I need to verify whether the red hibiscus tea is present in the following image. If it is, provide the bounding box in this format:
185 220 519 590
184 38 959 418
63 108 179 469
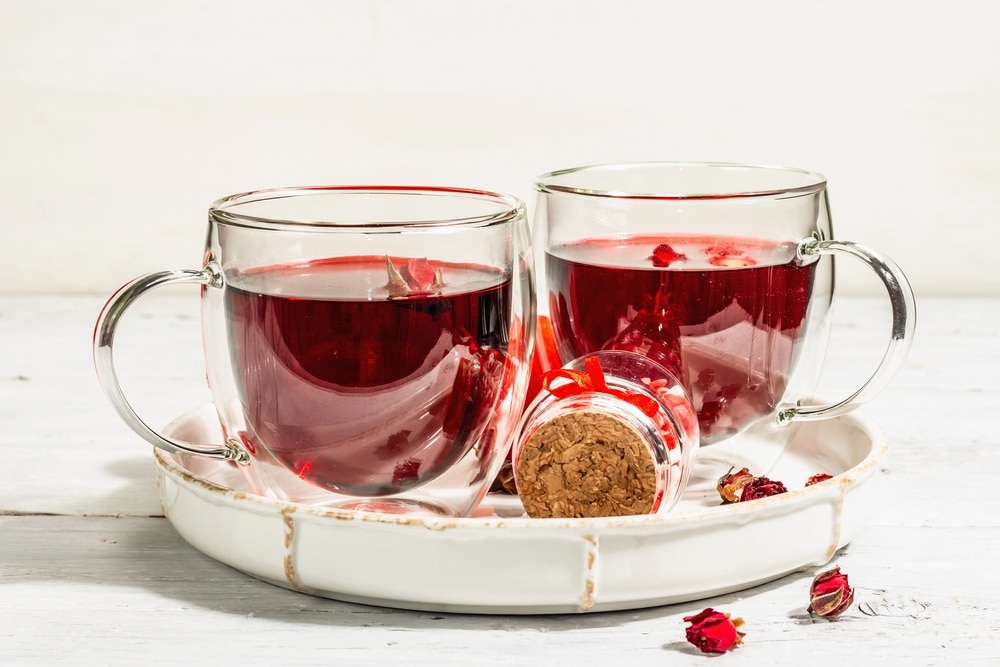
546 235 816 443
225 255 513 496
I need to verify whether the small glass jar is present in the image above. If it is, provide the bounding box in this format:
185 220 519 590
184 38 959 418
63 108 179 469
512 350 699 519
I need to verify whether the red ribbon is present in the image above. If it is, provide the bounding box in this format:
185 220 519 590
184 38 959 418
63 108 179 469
541 356 660 418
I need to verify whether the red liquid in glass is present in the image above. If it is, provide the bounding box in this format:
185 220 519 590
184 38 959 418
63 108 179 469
546 236 816 443
225 256 512 495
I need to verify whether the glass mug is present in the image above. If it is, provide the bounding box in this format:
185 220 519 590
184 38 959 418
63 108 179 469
94 186 535 517
532 162 915 445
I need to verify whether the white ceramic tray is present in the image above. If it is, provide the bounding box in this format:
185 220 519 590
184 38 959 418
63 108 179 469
155 404 888 614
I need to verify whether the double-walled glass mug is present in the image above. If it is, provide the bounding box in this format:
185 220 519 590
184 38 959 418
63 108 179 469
94 186 535 517
532 162 915 445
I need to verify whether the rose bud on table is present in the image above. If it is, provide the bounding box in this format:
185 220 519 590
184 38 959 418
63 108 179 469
683 607 746 653
808 566 855 619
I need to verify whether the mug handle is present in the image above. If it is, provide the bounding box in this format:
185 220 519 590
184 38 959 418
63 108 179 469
92 263 249 462
776 238 916 425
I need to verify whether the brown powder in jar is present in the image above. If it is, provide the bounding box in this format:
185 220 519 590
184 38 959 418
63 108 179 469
514 410 658 519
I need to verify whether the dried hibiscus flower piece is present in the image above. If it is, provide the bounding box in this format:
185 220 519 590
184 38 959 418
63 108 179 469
402 257 443 291
385 256 410 297
704 242 756 267
703 242 743 257
717 466 754 503
738 475 788 501
391 458 422 485
650 243 687 267
708 254 757 267
805 472 833 486
385 256 445 297
683 607 745 653
808 566 855 619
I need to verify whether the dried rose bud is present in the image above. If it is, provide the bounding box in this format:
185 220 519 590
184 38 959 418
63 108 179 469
490 453 517 494
683 607 745 653
806 472 833 487
717 466 754 503
650 243 687 267
808 566 855 619
739 476 788 501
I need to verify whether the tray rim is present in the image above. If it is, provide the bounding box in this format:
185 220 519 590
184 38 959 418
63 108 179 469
156 403 889 533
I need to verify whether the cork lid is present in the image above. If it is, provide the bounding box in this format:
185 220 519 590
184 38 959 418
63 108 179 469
514 409 659 519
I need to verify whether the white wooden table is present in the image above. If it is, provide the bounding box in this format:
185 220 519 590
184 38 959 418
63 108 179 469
2 294 997 666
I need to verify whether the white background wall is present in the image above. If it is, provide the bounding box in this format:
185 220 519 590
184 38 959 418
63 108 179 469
2 0 998 296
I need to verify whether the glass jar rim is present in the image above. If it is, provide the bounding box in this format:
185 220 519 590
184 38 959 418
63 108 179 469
209 185 525 232
534 161 827 200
